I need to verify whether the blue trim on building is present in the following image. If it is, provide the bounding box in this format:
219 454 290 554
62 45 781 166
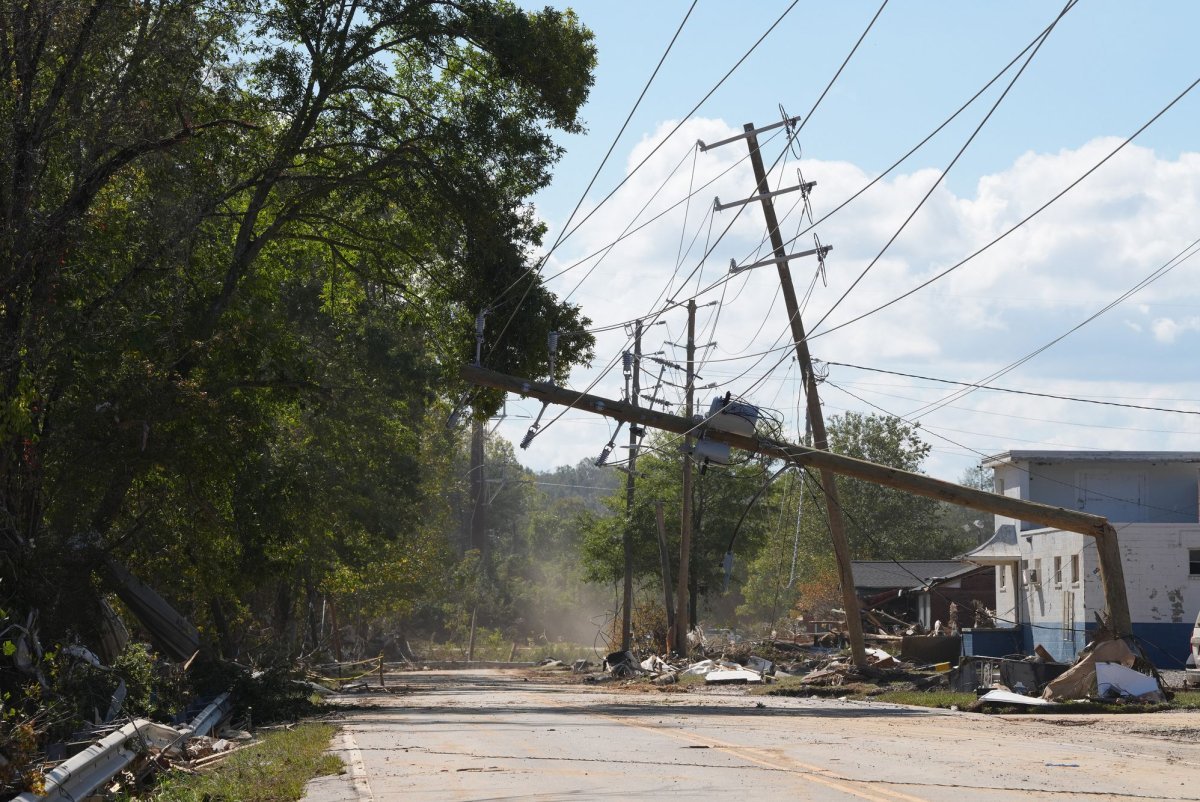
1130 622 1193 669
966 622 1192 667
962 627 1023 658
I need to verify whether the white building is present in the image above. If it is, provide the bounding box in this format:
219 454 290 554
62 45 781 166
964 451 1200 667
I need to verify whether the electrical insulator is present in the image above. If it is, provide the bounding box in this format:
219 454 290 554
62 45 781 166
595 443 613 466
622 351 634 374
547 331 559 354
474 310 488 366
519 424 539 450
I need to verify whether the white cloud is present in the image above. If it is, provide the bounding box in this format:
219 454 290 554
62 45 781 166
1151 316 1200 344
503 122 1200 479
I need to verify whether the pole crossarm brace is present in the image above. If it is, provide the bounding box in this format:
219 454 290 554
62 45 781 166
715 181 815 212
698 115 801 152
731 244 831 274
460 363 1134 636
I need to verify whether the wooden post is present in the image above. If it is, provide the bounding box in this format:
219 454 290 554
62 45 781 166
673 300 696 656
621 320 642 651
741 122 867 669
655 500 675 653
469 419 487 553
330 599 343 667
467 606 477 662
458 364 1134 636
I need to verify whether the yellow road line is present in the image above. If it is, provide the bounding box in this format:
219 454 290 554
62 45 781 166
582 705 930 802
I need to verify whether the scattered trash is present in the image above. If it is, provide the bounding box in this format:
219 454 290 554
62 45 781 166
864 648 896 668
1041 636 1165 703
1095 662 1162 701
641 655 671 673
745 655 775 676
601 651 637 677
704 667 763 685
979 689 1053 707
950 655 1068 695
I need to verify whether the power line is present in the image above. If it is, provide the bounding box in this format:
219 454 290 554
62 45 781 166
546 0 892 354
903 234 1200 418
825 381 1198 522
827 381 1200 436
727 73 1200 409
546 0 802 260
492 1 698 306
805 0 1077 339
822 362 1200 417
557 0 698 247
772 4 1080 254
808 73 1200 343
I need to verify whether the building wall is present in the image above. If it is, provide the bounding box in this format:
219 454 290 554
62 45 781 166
1016 530 1091 662
1012 523 1200 665
992 555 1021 629
992 460 1200 533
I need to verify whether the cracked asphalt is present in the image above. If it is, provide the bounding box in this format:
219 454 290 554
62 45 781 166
303 668 1200 801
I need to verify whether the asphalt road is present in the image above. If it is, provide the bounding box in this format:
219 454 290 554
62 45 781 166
303 668 1200 802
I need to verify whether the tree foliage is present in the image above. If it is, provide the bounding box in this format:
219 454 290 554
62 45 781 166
0 0 597 661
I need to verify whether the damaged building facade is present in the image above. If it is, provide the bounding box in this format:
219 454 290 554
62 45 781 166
964 451 1200 667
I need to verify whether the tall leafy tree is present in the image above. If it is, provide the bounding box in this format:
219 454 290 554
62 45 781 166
820 412 954 560
0 0 596 655
580 433 777 630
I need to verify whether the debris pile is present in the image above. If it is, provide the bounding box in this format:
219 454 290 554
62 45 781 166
581 639 923 690
1040 637 1166 704
953 636 1169 708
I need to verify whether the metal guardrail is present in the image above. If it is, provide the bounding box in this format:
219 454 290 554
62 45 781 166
15 691 232 802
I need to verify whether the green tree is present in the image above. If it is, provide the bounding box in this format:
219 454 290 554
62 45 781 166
579 433 778 631
821 412 959 560
740 413 972 628
0 0 597 660
939 464 994 547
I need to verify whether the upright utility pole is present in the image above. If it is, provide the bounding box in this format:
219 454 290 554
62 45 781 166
620 320 643 651
469 418 487 553
673 300 696 655
742 121 867 669
461 363 1133 637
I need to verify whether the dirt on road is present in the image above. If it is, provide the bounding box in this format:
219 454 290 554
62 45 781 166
304 668 1200 802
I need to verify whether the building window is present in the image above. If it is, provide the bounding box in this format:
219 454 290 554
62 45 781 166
1191 549 1200 577
1053 556 1062 587
999 565 1006 589
1070 554 1080 585
1032 558 1042 586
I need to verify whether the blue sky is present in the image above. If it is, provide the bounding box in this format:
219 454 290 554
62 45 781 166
492 1 1200 481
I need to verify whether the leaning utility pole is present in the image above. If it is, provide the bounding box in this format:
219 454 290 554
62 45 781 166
620 321 643 651
460 364 1133 637
673 300 697 656
702 118 867 669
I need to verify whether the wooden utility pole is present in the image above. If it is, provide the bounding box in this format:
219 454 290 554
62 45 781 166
460 364 1133 637
620 321 642 651
673 300 697 655
740 120 867 668
654 500 674 652
469 418 487 553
